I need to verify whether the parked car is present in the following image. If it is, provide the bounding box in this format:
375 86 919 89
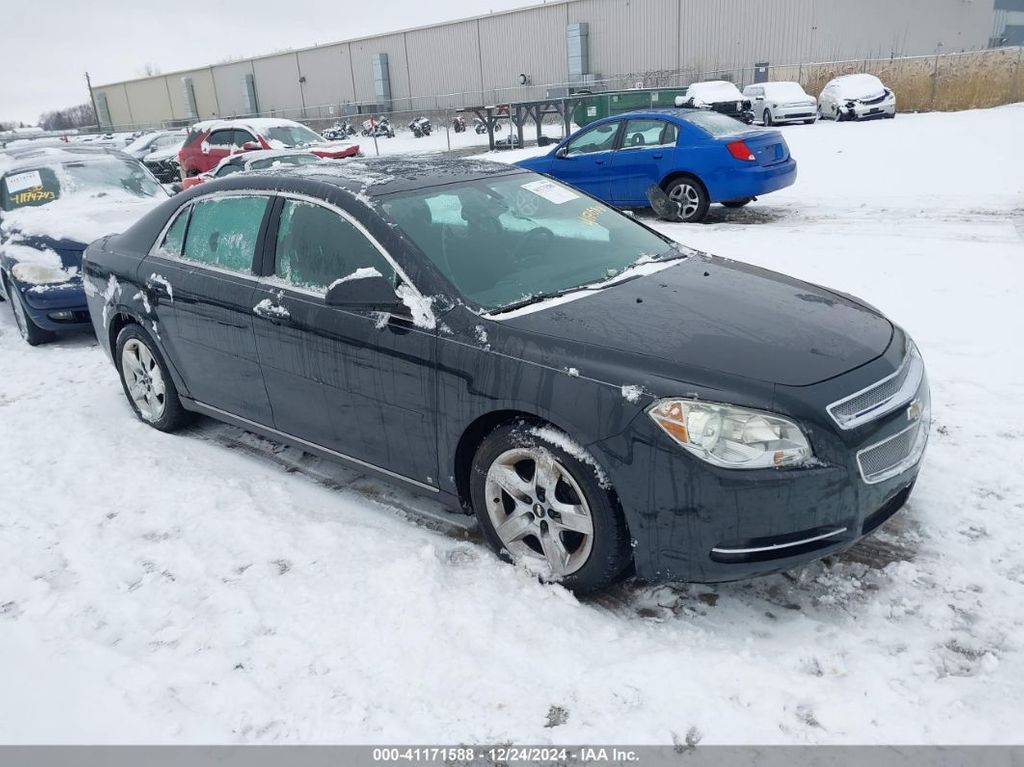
180 149 325 190
0 145 168 345
177 118 359 177
678 81 754 124
81 157 928 594
743 81 817 126
818 74 896 121
123 130 186 160
143 143 185 184
516 108 796 222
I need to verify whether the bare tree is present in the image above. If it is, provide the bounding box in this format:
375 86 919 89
38 103 97 132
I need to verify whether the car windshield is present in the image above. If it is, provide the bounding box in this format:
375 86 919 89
381 174 678 311
248 154 321 170
763 82 810 101
262 124 323 147
1 156 163 211
681 111 749 137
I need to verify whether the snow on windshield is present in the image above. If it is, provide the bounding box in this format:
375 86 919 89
834 74 886 99
762 82 812 101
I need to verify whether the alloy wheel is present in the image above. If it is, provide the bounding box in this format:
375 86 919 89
667 182 702 220
484 447 595 577
121 338 167 422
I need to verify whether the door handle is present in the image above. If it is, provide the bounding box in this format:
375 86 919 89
253 300 290 325
651 153 663 159
143 277 171 302
594 159 605 165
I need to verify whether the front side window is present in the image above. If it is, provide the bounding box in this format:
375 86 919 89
181 195 268 272
233 130 257 147
565 122 619 155
248 155 320 171
382 174 676 311
621 119 677 149
273 199 395 292
214 163 242 178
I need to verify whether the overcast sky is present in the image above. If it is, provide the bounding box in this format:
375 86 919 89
0 0 531 125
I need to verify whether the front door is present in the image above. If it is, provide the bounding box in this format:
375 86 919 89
611 118 678 206
141 193 274 424
551 121 622 202
250 196 439 488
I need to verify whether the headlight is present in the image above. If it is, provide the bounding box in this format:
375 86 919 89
648 399 813 469
12 262 69 285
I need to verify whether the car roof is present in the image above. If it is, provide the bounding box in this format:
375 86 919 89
203 154 528 198
213 149 321 172
0 144 126 175
586 108 701 124
192 117 307 135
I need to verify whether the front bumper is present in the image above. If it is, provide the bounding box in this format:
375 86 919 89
843 101 896 120
772 105 817 122
593 351 929 583
19 279 91 331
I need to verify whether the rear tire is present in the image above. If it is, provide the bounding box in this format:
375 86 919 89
115 323 193 432
662 175 710 223
470 421 632 595
6 277 55 346
722 198 753 209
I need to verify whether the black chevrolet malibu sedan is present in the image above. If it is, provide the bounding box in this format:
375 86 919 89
81 157 929 594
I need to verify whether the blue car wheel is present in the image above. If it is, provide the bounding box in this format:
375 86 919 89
664 176 710 223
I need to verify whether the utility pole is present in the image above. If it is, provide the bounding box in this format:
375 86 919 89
85 71 101 131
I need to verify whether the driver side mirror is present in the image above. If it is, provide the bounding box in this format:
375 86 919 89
554 146 569 159
646 184 682 221
325 273 405 313
241 141 261 151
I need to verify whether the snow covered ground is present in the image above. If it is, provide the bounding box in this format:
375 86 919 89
1 105 1023 744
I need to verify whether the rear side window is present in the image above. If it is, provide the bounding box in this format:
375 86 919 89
206 130 235 147
682 111 748 137
158 206 190 257
273 199 394 292
621 119 677 148
182 196 268 272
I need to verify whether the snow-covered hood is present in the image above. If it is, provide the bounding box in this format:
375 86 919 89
144 144 182 163
1 193 167 248
832 74 888 101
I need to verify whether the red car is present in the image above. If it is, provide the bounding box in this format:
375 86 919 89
177 118 359 178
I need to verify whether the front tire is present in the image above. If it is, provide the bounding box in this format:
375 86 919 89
6 277 55 346
763 109 773 126
662 175 710 223
470 421 632 594
115 323 193 432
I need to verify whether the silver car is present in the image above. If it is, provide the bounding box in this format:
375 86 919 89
743 81 817 126
817 74 896 122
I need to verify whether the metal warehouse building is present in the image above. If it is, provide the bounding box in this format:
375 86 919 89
90 0 999 130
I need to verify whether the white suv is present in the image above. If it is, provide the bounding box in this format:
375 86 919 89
743 82 817 126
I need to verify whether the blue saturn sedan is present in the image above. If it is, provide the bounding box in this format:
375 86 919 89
516 109 796 222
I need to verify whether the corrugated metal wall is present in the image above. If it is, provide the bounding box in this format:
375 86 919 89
91 0 997 129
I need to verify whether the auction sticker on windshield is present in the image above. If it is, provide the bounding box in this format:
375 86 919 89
5 170 44 193
522 179 579 204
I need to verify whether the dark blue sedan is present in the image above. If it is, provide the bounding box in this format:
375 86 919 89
516 109 797 222
0 145 167 345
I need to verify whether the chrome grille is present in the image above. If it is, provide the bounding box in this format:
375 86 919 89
856 392 930 484
827 342 923 429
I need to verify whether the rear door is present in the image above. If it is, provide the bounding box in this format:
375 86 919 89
250 196 439 488
549 121 622 202
141 193 274 424
611 118 678 206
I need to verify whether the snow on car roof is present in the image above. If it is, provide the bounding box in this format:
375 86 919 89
686 80 744 103
758 81 811 99
191 117 309 134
